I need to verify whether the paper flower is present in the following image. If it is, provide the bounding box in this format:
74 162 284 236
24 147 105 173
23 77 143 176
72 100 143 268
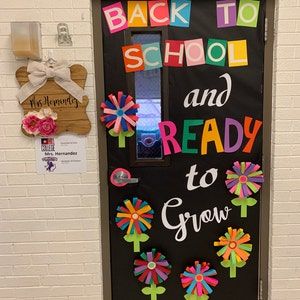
225 162 264 217
115 197 154 252
181 261 218 300
214 227 252 278
22 108 57 136
101 91 139 134
38 117 57 136
22 112 41 135
39 107 58 120
134 249 171 300
226 161 264 198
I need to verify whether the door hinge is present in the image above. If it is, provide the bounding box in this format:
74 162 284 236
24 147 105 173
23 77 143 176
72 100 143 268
264 17 268 43
259 279 263 300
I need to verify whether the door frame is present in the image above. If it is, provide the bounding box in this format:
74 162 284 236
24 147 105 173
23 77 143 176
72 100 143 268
91 1 275 299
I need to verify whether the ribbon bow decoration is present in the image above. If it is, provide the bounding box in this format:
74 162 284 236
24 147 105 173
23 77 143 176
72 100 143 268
17 60 85 103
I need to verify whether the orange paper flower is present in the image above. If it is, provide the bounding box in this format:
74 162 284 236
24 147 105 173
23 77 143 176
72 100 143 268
214 227 252 264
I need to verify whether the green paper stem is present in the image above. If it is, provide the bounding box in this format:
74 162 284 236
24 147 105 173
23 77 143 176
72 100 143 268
142 284 166 300
230 264 236 278
150 284 158 300
109 129 135 148
231 197 257 218
124 232 149 252
241 203 248 218
184 294 209 300
221 260 247 278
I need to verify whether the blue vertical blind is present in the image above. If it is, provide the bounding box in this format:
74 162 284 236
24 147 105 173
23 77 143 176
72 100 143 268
132 33 163 160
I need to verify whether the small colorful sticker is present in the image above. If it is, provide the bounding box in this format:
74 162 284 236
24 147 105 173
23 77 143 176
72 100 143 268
134 248 171 300
214 227 252 278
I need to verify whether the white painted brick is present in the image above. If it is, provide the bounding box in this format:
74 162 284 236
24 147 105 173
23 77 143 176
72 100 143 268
48 264 84 275
63 184 98 195
1 209 36 220
45 195 81 207
52 9 90 22
44 174 80 184
32 253 67 264
31 231 66 242
27 185 64 196
47 219 83 230
35 0 72 8
0 255 31 266
0 162 26 173
8 174 44 185
0 275 40 287
55 207 91 219
0 186 27 197
13 265 48 276
40 274 93 286
0 232 31 243
9 196 44 208
3 220 47 232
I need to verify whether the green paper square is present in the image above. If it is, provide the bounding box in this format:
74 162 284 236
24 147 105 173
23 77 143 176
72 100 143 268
237 0 260 28
206 39 227 67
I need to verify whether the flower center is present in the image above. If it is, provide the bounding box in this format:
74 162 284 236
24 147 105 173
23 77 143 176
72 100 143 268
131 213 139 220
229 241 237 249
239 175 248 183
195 274 203 282
147 262 156 270
116 109 124 117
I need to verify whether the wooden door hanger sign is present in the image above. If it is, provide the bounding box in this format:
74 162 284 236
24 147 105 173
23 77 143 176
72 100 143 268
16 60 91 137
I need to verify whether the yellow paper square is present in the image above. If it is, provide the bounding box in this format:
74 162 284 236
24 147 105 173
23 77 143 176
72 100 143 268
128 1 148 27
228 40 248 67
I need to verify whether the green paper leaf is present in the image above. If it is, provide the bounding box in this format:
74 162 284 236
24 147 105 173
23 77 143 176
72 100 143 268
109 129 135 148
139 233 150 242
185 295 209 300
142 284 165 300
231 198 245 206
237 261 246 268
246 197 257 206
221 260 231 268
123 231 148 252
155 286 166 295
142 287 152 295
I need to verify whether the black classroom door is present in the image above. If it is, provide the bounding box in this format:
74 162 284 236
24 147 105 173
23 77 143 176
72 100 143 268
100 1 266 299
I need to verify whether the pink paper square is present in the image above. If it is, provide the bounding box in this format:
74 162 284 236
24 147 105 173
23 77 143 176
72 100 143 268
102 2 128 33
148 0 170 27
184 39 205 66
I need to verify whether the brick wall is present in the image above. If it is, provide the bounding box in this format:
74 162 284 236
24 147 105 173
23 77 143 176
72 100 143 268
0 0 102 299
0 0 299 299
270 0 300 299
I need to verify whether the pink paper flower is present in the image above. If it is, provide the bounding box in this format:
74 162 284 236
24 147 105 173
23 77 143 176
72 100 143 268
22 113 41 135
38 117 57 136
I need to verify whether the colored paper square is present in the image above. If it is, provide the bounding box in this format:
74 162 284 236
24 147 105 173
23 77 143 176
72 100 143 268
170 0 191 28
228 40 248 67
164 40 185 67
148 0 170 27
142 43 162 70
122 44 145 73
237 0 260 28
184 39 205 66
206 39 227 67
128 1 148 27
216 0 237 28
102 2 128 34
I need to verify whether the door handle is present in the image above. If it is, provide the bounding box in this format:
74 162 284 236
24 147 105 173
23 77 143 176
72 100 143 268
110 168 139 187
114 171 139 184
